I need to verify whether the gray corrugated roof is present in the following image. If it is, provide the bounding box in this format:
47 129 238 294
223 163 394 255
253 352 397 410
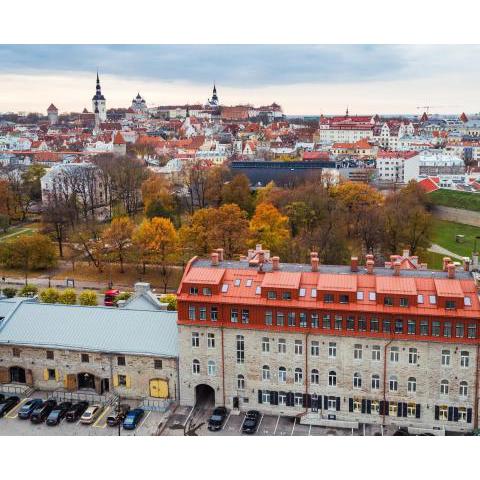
0 297 24 320
0 301 178 358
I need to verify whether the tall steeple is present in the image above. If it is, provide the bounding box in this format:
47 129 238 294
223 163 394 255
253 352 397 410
208 82 219 107
92 70 107 122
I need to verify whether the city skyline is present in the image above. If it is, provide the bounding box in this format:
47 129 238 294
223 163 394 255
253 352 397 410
0 45 480 115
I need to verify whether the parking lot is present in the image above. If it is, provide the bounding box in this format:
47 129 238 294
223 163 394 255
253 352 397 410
0 391 169 436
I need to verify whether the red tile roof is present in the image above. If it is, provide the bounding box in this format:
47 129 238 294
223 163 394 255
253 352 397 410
183 267 225 285
261 272 302 289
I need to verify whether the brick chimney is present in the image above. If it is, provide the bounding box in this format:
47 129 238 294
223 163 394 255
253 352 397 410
366 254 374 263
272 256 280 271
351 256 359 272
463 257 470 272
447 262 456 279
216 248 224 262
366 259 374 275
393 260 401 276
211 252 219 266
442 257 451 271
311 257 319 272
258 251 265 264
402 249 410 258
310 251 318 260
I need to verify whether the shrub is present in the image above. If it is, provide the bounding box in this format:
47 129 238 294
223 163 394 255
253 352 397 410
39 288 60 303
2 287 17 298
161 293 177 311
115 291 132 303
58 288 77 305
19 284 38 297
79 290 98 306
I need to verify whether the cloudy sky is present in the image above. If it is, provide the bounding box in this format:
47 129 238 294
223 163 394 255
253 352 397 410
0 45 479 115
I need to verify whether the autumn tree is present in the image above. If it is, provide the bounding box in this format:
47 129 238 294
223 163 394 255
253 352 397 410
221 174 253 214
141 174 174 216
69 221 105 272
101 216 135 273
204 165 231 207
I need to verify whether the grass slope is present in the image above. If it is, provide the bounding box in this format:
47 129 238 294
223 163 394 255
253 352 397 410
429 189 480 212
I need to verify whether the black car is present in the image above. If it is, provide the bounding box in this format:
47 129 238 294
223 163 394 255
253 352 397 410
0 396 20 417
65 401 89 422
393 427 410 436
208 407 228 432
242 410 261 434
0 394 5 403
106 404 130 427
46 402 72 426
30 399 57 424
18 398 43 420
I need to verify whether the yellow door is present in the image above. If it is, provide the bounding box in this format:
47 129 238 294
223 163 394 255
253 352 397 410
149 379 169 398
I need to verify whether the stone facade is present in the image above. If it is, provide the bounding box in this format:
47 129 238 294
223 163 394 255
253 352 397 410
179 324 478 433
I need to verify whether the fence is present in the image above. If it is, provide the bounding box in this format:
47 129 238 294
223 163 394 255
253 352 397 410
0 384 34 397
139 398 172 412
51 389 116 406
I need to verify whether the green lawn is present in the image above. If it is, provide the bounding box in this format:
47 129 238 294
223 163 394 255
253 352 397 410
429 189 480 212
431 219 480 258
0 226 36 242
423 251 446 270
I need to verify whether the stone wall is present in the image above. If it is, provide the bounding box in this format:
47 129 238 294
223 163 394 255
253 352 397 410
433 206 480 227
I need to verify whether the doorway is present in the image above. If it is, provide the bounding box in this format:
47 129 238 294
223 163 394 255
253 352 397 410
149 378 169 398
195 384 215 407
9 366 26 384
77 372 96 390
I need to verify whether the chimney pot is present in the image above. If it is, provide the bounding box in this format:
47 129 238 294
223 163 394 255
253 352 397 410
463 257 470 272
258 251 265 263
311 257 319 272
442 257 451 271
351 256 359 272
272 256 280 271
310 251 318 259
393 260 401 276
447 262 455 279
402 249 410 258
366 259 374 274
211 252 219 266
216 248 224 262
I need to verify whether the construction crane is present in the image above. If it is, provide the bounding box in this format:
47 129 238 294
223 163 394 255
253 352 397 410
416 105 459 114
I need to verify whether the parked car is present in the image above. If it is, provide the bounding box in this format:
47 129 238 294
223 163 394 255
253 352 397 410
0 394 5 403
393 427 410 436
65 401 89 422
30 399 57 424
80 404 104 424
106 404 130 427
0 396 20 417
208 407 228 432
122 408 144 430
46 402 72 426
18 398 44 420
242 410 261 434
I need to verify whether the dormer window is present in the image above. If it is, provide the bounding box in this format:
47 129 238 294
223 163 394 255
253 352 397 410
299 288 306 297
356 291 364 300
267 291 276 300
446 300 456 310
282 291 292 300
399 297 408 307
368 292 376 301
311 288 317 298
203 287 211 296
221 284 229 293
384 297 393 306
324 293 334 303
255 286 261 295
464 296 472 306
234 279 241 287
189 287 198 295
339 294 349 304
429 295 436 305
245 279 253 287
417 294 424 304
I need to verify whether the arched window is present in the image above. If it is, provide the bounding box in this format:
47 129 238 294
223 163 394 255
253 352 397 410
440 379 449 395
353 372 362 389
389 375 398 392
328 370 336 387
237 374 245 390
192 359 200 375
371 374 380 390
407 377 416 393
278 366 287 383
262 365 270 381
207 360 216 376
294 368 303 384
459 381 468 396
311 369 319 385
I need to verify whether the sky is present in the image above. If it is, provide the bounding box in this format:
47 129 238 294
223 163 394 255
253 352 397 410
0 45 479 115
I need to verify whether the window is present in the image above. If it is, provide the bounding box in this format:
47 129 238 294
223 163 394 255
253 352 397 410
468 323 477 339
47 368 56 381
311 369 319 384
408 377 417 393
347 316 355 330
276 312 285 326
369 291 376 301
210 306 218 321
299 288 306 297
429 295 436 305
460 351 469 368
117 356 126 366
460 381 468 397
395 319 403 334
278 392 287 405
371 374 380 390
441 349 450 366
207 333 215 348
399 297 408 307
294 368 303 384
328 396 337 410
262 337 270 353
282 291 292 300
389 375 398 392
408 348 418 364
236 335 244 364
245 279 252 287
439 405 448 420
443 321 451 338
384 296 393 306
118 375 127 386
440 379 449 395
390 346 399 363
288 312 296 327
372 345 381 361
237 375 245 390
339 294 349 304
322 314 331 329
294 340 303 355
311 313 319 328
353 372 362 389
221 283 229 293
278 338 286 354
420 320 428 336
199 307 206 321
407 403 416 418
407 320 416 335
46 350 54 360
354 344 363 360
358 316 366 331
311 288 317 298
357 291 364 300
458 407 467 423
432 321 440 336
464 296 472 306
446 300 456 310
299 313 307 328
189 287 198 295
417 294 424 304
267 291 276 300
262 365 271 381
230 308 238 323
188 305 195 320
265 311 272 326
208 360 216 376
371 400 380 415
334 315 343 330
241 309 249 324
278 367 287 383
234 279 241 287
389 403 398 416
324 293 333 303
328 370 337 387
455 322 464 338
311 341 320 356
191 332 199 348
255 286 261 295
370 317 379 332
262 391 271 404
192 359 200 374
81 353 89 363
203 287 211 296
294 393 303 406
328 342 337 358
154 359 163 370
383 319 391 333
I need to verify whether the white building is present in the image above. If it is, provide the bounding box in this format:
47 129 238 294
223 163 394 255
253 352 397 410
404 150 465 183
